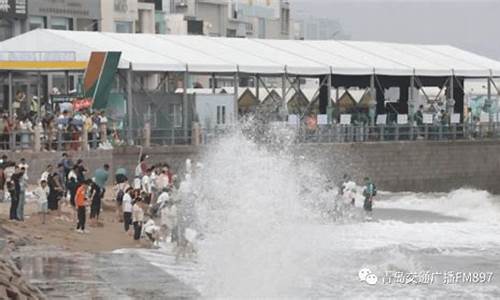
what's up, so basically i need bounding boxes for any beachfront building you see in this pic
[157,0,290,39]
[2,30,500,144]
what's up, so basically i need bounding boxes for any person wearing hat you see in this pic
[362,177,377,220]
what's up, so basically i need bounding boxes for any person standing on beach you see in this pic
[362,177,377,220]
[134,154,149,189]
[75,180,90,233]
[132,197,144,242]
[89,178,102,226]
[34,180,49,224]
[114,169,129,223]
[7,166,21,221]
[92,164,110,224]
[122,187,134,233]
[16,166,28,221]
[75,159,87,183]
[67,165,79,207]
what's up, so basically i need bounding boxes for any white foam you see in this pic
[377,189,500,222]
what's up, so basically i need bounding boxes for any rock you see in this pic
[0,256,46,300]
[0,285,7,298]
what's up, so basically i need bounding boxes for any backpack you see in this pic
[372,184,377,197]
[116,189,125,204]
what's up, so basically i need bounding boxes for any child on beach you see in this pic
[33,180,49,224]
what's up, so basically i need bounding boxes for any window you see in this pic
[29,16,46,30]
[217,105,226,125]
[226,29,236,37]
[115,21,133,33]
[50,17,72,30]
[170,104,183,128]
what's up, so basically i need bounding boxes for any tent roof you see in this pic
[1,29,500,76]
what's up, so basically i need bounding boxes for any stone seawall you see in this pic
[8,150,113,185]
[297,140,500,193]
[10,140,500,193]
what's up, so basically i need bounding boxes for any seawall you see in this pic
[10,140,500,194]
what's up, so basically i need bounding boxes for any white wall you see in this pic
[195,94,235,129]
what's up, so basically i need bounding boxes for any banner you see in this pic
[82,51,122,110]
[73,98,93,111]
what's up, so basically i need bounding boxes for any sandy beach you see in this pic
[0,196,148,253]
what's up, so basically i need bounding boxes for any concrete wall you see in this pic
[9,140,500,193]
[7,150,113,184]
[297,140,500,194]
[112,146,201,179]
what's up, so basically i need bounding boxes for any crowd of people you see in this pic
[0,152,195,256]
[0,89,122,151]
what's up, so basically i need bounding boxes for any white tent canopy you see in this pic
[1,29,500,77]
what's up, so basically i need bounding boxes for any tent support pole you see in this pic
[127,68,134,144]
[8,71,13,120]
[369,73,376,126]
[234,71,239,121]
[488,74,493,123]
[183,71,189,142]
[327,73,332,112]
[256,74,260,101]
[65,71,69,94]
[409,74,415,122]
[282,73,287,119]
[37,71,42,119]
[212,73,216,94]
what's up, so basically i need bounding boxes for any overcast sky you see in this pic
[290,0,500,60]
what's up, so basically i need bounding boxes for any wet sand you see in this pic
[0,199,200,299]
[0,199,142,253]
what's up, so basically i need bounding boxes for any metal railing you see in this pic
[293,123,500,143]
[3,122,500,152]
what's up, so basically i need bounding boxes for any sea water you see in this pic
[120,124,500,298]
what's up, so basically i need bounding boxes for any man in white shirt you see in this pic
[141,168,153,203]
[122,187,133,233]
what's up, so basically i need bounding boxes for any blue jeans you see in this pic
[17,190,25,220]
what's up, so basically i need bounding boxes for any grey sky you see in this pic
[290,0,500,60]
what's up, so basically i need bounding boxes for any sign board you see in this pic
[317,114,328,125]
[340,114,351,125]
[73,98,93,111]
[376,114,387,125]
[288,114,299,125]
[423,113,434,124]
[28,0,101,19]
[397,114,408,125]
[0,0,27,18]
[480,112,490,123]
[450,113,461,124]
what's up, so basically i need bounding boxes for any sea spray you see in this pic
[191,123,334,297]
